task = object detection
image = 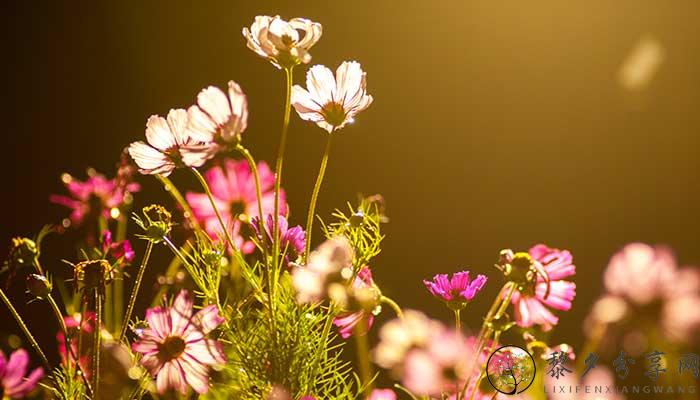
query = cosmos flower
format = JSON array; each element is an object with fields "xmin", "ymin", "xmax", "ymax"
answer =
[
  {"xmin": 333, "ymin": 267, "xmax": 378, "ymax": 338},
  {"xmin": 291, "ymin": 237, "xmax": 353, "ymax": 304},
  {"xmin": 291, "ymin": 61, "xmax": 373, "ymax": 133},
  {"xmin": 132, "ymin": 290, "xmax": 226, "ymax": 395},
  {"xmin": 102, "ymin": 230, "xmax": 135, "ymax": 263},
  {"xmin": 0, "ymin": 349, "xmax": 44, "ymax": 399},
  {"xmin": 57, "ymin": 312, "xmax": 105, "ymax": 377},
  {"xmin": 251, "ymin": 214, "xmax": 306, "ymax": 265},
  {"xmin": 367, "ymin": 389, "xmax": 396, "ymax": 400},
  {"xmin": 50, "ymin": 169, "xmax": 139, "ymax": 228},
  {"xmin": 128, "ymin": 109, "xmax": 213, "ymax": 177},
  {"xmin": 186, "ymin": 159, "xmax": 285, "ymax": 253},
  {"xmin": 242, "ymin": 16, "xmax": 322, "ymax": 68},
  {"xmin": 509, "ymin": 244, "xmax": 577, "ymax": 331},
  {"xmin": 423, "ymin": 271, "xmax": 487, "ymax": 309},
  {"xmin": 187, "ymin": 81, "xmax": 248, "ymax": 145},
  {"xmin": 604, "ymin": 243, "xmax": 676, "ymax": 305}
]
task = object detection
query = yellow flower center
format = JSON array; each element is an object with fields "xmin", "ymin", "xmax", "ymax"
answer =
[
  {"xmin": 321, "ymin": 102, "xmax": 347, "ymax": 129},
  {"xmin": 159, "ymin": 336, "xmax": 186, "ymax": 361}
]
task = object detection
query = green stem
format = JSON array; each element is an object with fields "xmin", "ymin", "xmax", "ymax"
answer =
[
  {"xmin": 92, "ymin": 289, "xmax": 103, "ymax": 399},
  {"xmin": 380, "ymin": 296, "xmax": 404, "ymax": 320},
  {"xmin": 156, "ymin": 174, "xmax": 201, "ymax": 231},
  {"xmin": 118, "ymin": 241, "xmax": 153, "ymax": 342},
  {"xmin": 47, "ymin": 294, "xmax": 91, "ymax": 392},
  {"xmin": 304, "ymin": 134, "xmax": 333, "ymax": 260},
  {"xmin": 354, "ymin": 328, "xmax": 372, "ymax": 390},
  {"xmin": 0, "ymin": 288, "xmax": 51, "ymax": 370},
  {"xmin": 454, "ymin": 308, "xmax": 462, "ymax": 332},
  {"xmin": 114, "ymin": 208, "xmax": 130, "ymax": 331},
  {"xmin": 190, "ymin": 167, "xmax": 236, "ymax": 252},
  {"xmin": 235, "ymin": 145, "xmax": 266, "ymax": 234},
  {"xmin": 149, "ymin": 251, "xmax": 184, "ymax": 308}
]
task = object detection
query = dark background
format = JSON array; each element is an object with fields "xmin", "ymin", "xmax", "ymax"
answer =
[{"xmin": 4, "ymin": 0, "xmax": 700, "ymax": 393}]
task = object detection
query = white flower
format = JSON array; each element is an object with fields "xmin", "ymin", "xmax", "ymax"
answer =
[
  {"xmin": 128, "ymin": 109, "xmax": 214, "ymax": 177},
  {"xmin": 242, "ymin": 15, "xmax": 322, "ymax": 69},
  {"xmin": 291, "ymin": 61, "xmax": 373, "ymax": 133},
  {"xmin": 187, "ymin": 81, "xmax": 248, "ymax": 145},
  {"xmin": 292, "ymin": 237, "xmax": 353, "ymax": 304}
]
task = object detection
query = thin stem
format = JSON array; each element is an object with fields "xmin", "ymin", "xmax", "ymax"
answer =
[
  {"xmin": 304, "ymin": 134, "xmax": 333, "ymax": 260},
  {"xmin": 190, "ymin": 167, "xmax": 236, "ymax": 252},
  {"xmin": 149, "ymin": 250, "xmax": 184, "ymax": 308},
  {"xmin": 118, "ymin": 241, "xmax": 153, "ymax": 342},
  {"xmin": 273, "ymin": 66, "xmax": 294, "ymax": 272},
  {"xmin": 47, "ymin": 294, "xmax": 91, "ymax": 392},
  {"xmin": 380, "ymin": 296, "xmax": 404, "ymax": 320},
  {"xmin": 235, "ymin": 145, "xmax": 266, "ymax": 235},
  {"xmin": 0, "ymin": 288, "xmax": 51, "ymax": 370},
  {"xmin": 469, "ymin": 330, "xmax": 502, "ymax": 400},
  {"xmin": 92, "ymin": 289, "xmax": 103, "ymax": 399},
  {"xmin": 454, "ymin": 308, "xmax": 462, "ymax": 332},
  {"xmin": 354, "ymin": 327, "xmax": 373, "ymax": 389},
  {"xmin": 156, "ymin": 174, "xmax": 201, "ymax": 231}
]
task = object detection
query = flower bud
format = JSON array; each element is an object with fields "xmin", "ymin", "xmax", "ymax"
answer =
[
  {"xmin": 9, "ymin": 237, "xmax": 38, "ymax": 268},
  {"xmin": 26, "ymin": 274, "xmax": 52, "ymax": 298},
  {"xmin": 74, "ymin": 260, "xmax": 113, "ymax": 292},
  {"xmin": 349, "ymin": 212, "xmax": 365, "ymax": 228},
  {"xmin": 136, "ymin": 204, "xmax": 173, "ymax": 242}
]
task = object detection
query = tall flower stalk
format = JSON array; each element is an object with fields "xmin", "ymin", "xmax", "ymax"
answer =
[
  {"xmin": 304, "ymin": 135, "xmax": 333, "ymax": 260},
  {"xmin": 0, "ymin": 288, "xmax": 51, "ymax": 370},
  {"xmin": 118, "ymin": 241, "xmax": 153, "ymax": 342}
]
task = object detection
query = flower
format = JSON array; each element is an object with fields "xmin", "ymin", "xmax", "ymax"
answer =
[
  {"xmin": 367, "ymin": 389, "xmax": 396, "ymax": 400},
  {"xmin": 604, "ymin": 243, "xmax": 676, "ymax": 305},
  {"xmin": 372, "ymin": 310, "xmax": 442, "ymax": 370},
  {"xmin": 424, "ymin": 271, "xmax": 487, "ymax": 309},
  {"xmin": 0, "ymin": 349, "xmax": 44, "ymax": 399},
  {"xmin": 57, "ymin": 312, "xmax": 105, "ymax": 376},
  {"xmin": 333, "ymin": 267, "xmax": 378, "ymax": 338},
  {"xmin": 102, "ymin": 230, "xmax": 135, "ymax": 263},
  {"xmin": 50, "ymin": 169, "xmax": 139, "ymax": 228},
  {"xmin": 242, "ymin": 16, "xmax": 322, "ymax": 68},
  {"xmin": 291, "ymin": 61, "xmax": 373, "ymax": 133},
  {"xmin": 292, "ymin": 237, "xmax": 353, "ymax": 304},
  {"xmin": 128, "ymin": 109, "xmax": 213, "ymax": 177},
  {"xmin": 132, "ymin": 290, "xmax": 226, "ymax": 394},
  {"xmin": 508, "ymin": 244, "xmax": 577, "ymax": 331},
  {"xmin": 186, "ymin": 159, "xmax": 285, "ymax": 253},
  {"xmin": 187, "ymin": 81, "xmax": 248, "ymax": 145},
  {"xmin": 251, "ymin": 214, "xmax": 306, "ymax": 265}
]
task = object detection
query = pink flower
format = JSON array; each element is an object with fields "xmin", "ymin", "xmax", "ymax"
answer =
[
  {"xmin": 251, "ymin": 214, "xmax": 306, "ymax": 266},
  {"xmin": 128, "ymin": 109, "xmax": 214, "ymax": 177},
  {"xmin": 423, "ymin": 271, "xmax": 487, "ymax": 309},
  {"xmin": 132, "ymin": 290, "xmax": 226, "ymax": 395},
  {"xmin": 187, "ymin": 81, "xmax": 248, "ymax": 145},
  {"xmin": 510, "ymin": 244, "xmax": 577, "ymax": 331},
  {"xmin": 291, "ymin": 237, "xmax": 354, "ymax": 304},
  {"xmin": 102, "ymin": 230, "xmax": 135, "ymax": 263},
  {"xmin": 0, "ymin": 349, "xmax": 44, "ymax": 399},
  {"xmin": 291, "ymin": 61, "xmax": 373, "ymax": 133},
  {"xmin": 57, "ymin": 312, "xmax": 99, "ymax": 377},
  {"xmin": 242, "ymin": 16, "xmax": 322, "ymax": 68},
  {"xmin": 50, "ymin": 169, "xmax": 139, "ymax": 227},
  {"xmin": 367, "ymin": 389, "xmax": 396, "ymax": 400},
  {"xmin": 185, "ymin": 159, "xmax": 285, "ymax": 254},
  {"xmin": 333, "ymin": 267, "xmax": 376, "ymax": 339}
]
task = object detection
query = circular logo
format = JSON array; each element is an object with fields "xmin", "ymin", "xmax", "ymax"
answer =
[{"xmin": 486, "ymin": 345, "xmax": 536, "ymax": 395}]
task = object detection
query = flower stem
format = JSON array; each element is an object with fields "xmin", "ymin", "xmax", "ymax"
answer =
[
  {"xmin": 235, "ymin": 145, "xmax": 265, "ymax": 233},
  {"xmin": 118, "ymin": 240, "xmax": 153, "ymax": 342},
  {"xmin": 304, "ymin": 134, "xmax": 333, "ymax": 260},
  {"xmin": 0, "ymin": 288, "xmax": 51, "ymax": 370},
  {"xmin": 156, "ymin": 174, "xmax": 201, "ymax": 231},
  {"xmin": 47, "ymin": 294, "xmax": 91, "ymax": 393},
  {"xmin": 354, "ymin": 327, "xmax": 373, "ymax": 389},
  {"xmin": 380, "ymin": 295, "xmax": 404, "ymax": 320},
  {"xmin": 272, "ymin": 66, "xmax": 294, "ymax": 289},
  {"xmin": 190, "ymin": 167, "xmax": 236, "ymax": 252},
  {"xmin": 454, "ymin": 308, "xmax": 462, "ymax": 332},
  {"xmin": 92, "ymin": 289, "xmax": 103, "ymax": 399}
]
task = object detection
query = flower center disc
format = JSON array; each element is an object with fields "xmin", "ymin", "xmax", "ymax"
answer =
[
  {"xmin": 159, "ymin": 336, "xmax": 186, "ymax": 361},
  {"xmin": 321, "ymin": 102, "xmax": 347, "ymax": 128}
]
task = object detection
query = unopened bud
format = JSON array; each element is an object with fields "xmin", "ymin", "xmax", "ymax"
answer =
[
  {"xmin": 26, "ymin": 274, "xmax": 52, "ymax": 298},
  {"xmin": 349, "ymin": 212, "xmax": 365, "ymax": 228}
]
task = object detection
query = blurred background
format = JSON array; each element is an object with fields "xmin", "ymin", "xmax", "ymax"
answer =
[{"xmin": 4, "ymin": 0, "xmax": 700, "ymax": 396}]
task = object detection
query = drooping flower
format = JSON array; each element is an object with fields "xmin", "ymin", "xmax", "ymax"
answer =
[
  {"xmin": 251, "ymin": 214, "xmax": 306, "ymax": 265},
  {"xmin": 128, "ymin": 109, "xmax": 213, "ymax": 177},
  {"xmin": 50, "ymin": 169, "xmax": 140, "ymax": 228},
  {"xmin": 292, "ymin": 237, "xmax": 354, "ymax": 304},
  {"xmin": 242, "ymin": 16, "xmax": 322, "ymax": 69},
  {"xmin": 0, "ymin": 349, "xmax": 44, "ymax": 399},
  {"xmin": 333, "ymin": 267, "xmax": 379, "ymax": 338},
  {"xmin": 102, "ymin": 230, "xmax": 135, "ymax": 264},
  {"xmin": 187, "ymin": 81, "xmax": 248, "ymax": 146},
  {"xmin": 503, "ymin": 245, "xmax": 577, "ymax": 331},
  {"xmin": 186, "ymin": 159, "xmax": 285, "ymax": 253},
  {"xmin": 423, "ymin": 271, "xmax": 487, "ymax": 310},
  {"xmin": 291, "ymin": 61, "xmax": 373, "ymax": 133},
  {"xmin": 132, "ymin": 290, "xmax": 226, "ymax": 395}
]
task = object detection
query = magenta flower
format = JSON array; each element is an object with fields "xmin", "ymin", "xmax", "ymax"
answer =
[
  {"xmin": 50, "ymin": 169, "xmax": 139, "ymax": 228},
  {"xmin": 423, "ymin": 271, "xmax": 487, "ymax": 309},
  {"xmin": 367, "ymin": 389, "xmax": 397, "ymax": 400},
  {"xmin": 0, "ymin": 349, "xmax": 44, "ymax": 399},
  {"xmin": 128, "ymin": 109, "xmax": 214, "ymax": 177},
  {"xmin": 251, "ymin": 214, "xmax": 306, "ymax": 265},
  {"xmin": 57, "ymin": 312, "xmax": 97, "ymax": 377},
  {"xmin": 186, "ymin": 159, "xmax": 285, "ymax": 254},
  {"xmin": 187, "ymin": 81, "xmax": 248, "ymax": 146},
  {"xmin": 510, "ymin": 244, "xmax": 577, "ymax": 331},
  {"xmin": 132, "ymin": 290, "xmax": 226, "ymax": 395},
  {"xmin": 333, "ymin": 267, "xmax": 376, "ymax": 339},
  {"xmin": 102, "ymin": 230, "xmax": 135, "ymax": 263}
]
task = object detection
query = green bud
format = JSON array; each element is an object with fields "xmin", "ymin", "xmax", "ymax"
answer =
[
  {"xmin": 349, "ymin": 212, "xmax": 365, "ymax": 228},
  {"xmin": 74, "ymin": 259, "xmax": 113, "ymax": 291},
  {"xmin": 26, "ymin": 274, "xmax": 52, "ymax": 298}
]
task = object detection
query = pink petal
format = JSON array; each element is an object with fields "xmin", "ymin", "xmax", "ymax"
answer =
[
  {"xmin": 145, "ymin": 306, "xmax": 171, "ymax": 339},
  {"xmin": 171, "ymin": 290, "xmax": 194, "ymax": 336},
  {"xmin": 190, "ymin": 305, "xmax": 225, "ymax": 335}
]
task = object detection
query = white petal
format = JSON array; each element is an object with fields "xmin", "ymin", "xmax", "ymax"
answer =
[
  {"xmin": 186, "ymin": 105, "xmax": 217, "ymax": 142},
  {"xmin": 306, "ymin": 65, "xmax": 336, "ymax": 105},
  {"xmin": 128, "ymin": 142, "xmax": 173, "ymax": 176},
  {"xmin": 166, "ymin": 108, "xmax": 190, "ymax": 146},
  {"xmin": 196, "ymin": 86, "xmax": 231, "ymax": 127},
  {"xmin": 145, "ymin": 115, "xmax": 176, "ymax": 151}
]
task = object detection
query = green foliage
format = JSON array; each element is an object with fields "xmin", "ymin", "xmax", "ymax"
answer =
[{"xmin": 45, "ymin": 363, "xmax": 88, "ymax": 400}]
